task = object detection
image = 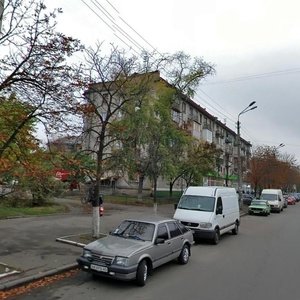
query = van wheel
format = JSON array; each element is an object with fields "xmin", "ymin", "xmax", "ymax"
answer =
[
  {"xmin": 136, "ymin": 260, "xmax": 148, "ymax": 286},
  {"xmin": 232, "ymin": 223, "xmax": 239, "ymax": 235},
  {"xmin": 178, "ymin": 244, "xmax": 190, "ymax": 264},
  {"xmin": 212, "ymin": 229, "xmax": 220, "ymax": 245}
]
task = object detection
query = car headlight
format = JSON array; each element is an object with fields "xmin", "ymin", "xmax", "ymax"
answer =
[
  {"xmin": 83, "ymin": 249, "xmax": 92, "ymax": 259},
  {"xmin": 113, "ymin": 256, "xmax": 129, "ymax": 266},
  {"xmin": 199, "ymin": 222, "xmax": 212, "ymax": 229}
]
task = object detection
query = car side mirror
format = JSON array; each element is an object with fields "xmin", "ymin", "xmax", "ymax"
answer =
[
  {"xmin": 155, "ymin": 237, "xmax": 165, "ymax": 245},
  {"xmin": 174, "ymin": 203, "xmax": 178, "ymax": 210}
]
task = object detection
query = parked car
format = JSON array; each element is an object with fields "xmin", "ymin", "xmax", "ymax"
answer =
[
  {"xmin": 77, "ymin": 216, "xmax": 194, "ymax": 286},
  {"xmin": 242, "ymin": 194, "xmax": 254, "ymax": 206},
  {"xmin": 287, "ymin": 196, "xmax": 296, "ymax": 205},
  {"xmin": 248, "ymin": 200, "xmax": 271, "ymax": 216},
  {"xmin": 291, "ymin": 193, "xmax": 300, "ymax": 202}
]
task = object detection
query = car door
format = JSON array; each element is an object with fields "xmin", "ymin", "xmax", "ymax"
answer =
[
  {"xmin": 166, "ymin": 221, "xmax": 185, "ymax": 259},
  {"xmin": 151, "ymin": 223, "xmax": 172, "ymax": 268}
]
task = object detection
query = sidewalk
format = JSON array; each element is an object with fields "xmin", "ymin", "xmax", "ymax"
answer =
[{"xmin": 0, "ymin": 200, "xmax": 175, "ymax": 291}]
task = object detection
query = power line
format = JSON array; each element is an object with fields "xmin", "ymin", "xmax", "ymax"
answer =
[
  {"xmin": 81, "ymin": 0, "xmax": 160, "ymax": 56},
  {"xmin": 203, "ymin": 67, "xmax": 300, "ymax": 85},
  {"xmin": 80, "ymin": 0, "xmax": 257, "ymax": 143}
]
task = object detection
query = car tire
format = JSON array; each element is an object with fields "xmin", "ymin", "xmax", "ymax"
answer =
[
  {"xmin": 212, "ymin": 229, "xmax": 220, "ymax": 245},
  {"xmin": 178, "ymin": 244, "xmax": 190, "ymax": 264},
  {"xmin": 232, "ymin": 223, "xmax": 239, "ymax": 235},
  {"xmin": 136, "ymin": 260, "xmax": 148, "ymax": 286}
]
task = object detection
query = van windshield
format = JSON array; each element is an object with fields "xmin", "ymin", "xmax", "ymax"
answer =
[
  {"xmin": 261, "ymin": 194, "xmax": 277, "ymax": 201},
  {"xmin": 177, "ymin": 195, "xmax": 215, "ymax": 212}
]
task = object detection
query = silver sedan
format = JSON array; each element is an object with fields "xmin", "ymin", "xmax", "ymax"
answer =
[{"xmin": 77, "ymin": 215, "xmax": 194, "ymax": 286}]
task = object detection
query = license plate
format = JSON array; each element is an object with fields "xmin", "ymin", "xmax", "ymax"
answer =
[{"xmin": 90, "ymin": 264, "xmax": 108, "ymax": 273}]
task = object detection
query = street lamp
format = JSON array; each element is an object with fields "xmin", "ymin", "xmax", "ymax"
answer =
[{"xmin": 237, "ymin": 101, "xmax": 257, "ymax": 208}]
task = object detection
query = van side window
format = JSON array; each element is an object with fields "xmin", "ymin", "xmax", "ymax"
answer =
[{"xmin": 216, "ymin": 197, "xmax": 223, "ymax": 213}]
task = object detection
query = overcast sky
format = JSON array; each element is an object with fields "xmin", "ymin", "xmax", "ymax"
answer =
[{"xmin": 45, "ymin": 0, "xmax": 300, "ymax": 163}]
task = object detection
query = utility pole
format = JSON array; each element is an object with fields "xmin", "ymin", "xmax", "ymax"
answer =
[{"xmin": 237, "ymin": 102, "xmax": 257, "ymax": 209}]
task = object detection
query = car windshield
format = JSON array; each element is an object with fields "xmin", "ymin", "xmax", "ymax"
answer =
[
  {"xmin": 251, "ymin": 200, "xmax": 266, "ymax": 206},
  {"xmin": 261, "ymin": 194, "xmax": 277, "ymax": 201},
  {"xmin": 177, "ymin": 195, "xmax": 215, "ymax": 212},
  {"xmin": 110, "ymin": 220, "xmax": 155, "ymax": 241}
]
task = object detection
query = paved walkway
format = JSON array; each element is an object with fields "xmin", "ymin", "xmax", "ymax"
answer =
[{"xmin": 0, "ymin": 198, "xmax": 175, "ymax": 290}]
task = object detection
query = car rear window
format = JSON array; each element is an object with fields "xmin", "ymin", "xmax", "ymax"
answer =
[{"xmin": 167, "ymin": 221, "xmax": 182, "ymax": 238}]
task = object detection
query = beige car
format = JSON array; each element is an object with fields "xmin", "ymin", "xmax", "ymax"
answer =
[{"xmin": 77, "ymin": 215, "xmax": 194, "ymax": 286}]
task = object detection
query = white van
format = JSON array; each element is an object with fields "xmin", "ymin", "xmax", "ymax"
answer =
[
  {"xmin": 260, "ymin": 189, "xmax": 284, "ymax": 213},
  {"xmin": 173, "ymin": 186, "xmax": 240, "ymax": 244}
]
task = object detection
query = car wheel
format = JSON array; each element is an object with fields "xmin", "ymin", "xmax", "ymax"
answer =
[
  {"xmin": 178, "ymin": 244, "xmax": 190, "ymax": 264},
  {"xmin": 232, "ymin": 223, "xmax": 239, "ymax": 235},
  {"xmin": 212, "ymin": 229, "xmax": 220, "ymax": 245},
  {"xmin": 136, "ymin": 260, "xmax": 148, "ymax": 286}
]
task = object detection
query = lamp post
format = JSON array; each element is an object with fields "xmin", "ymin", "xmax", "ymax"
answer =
[
  {"xmin": 225, "ymin": 137, "xmax": 232, "ymax": 187},
  {"xmin": 237, "ymin": 101, "xmax": 257, "ymax": 209}
]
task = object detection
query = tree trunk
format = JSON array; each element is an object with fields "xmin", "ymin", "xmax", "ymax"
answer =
[
  {"xmin": 169, "ymin": 181, "xmax": 173, "ymax": 198},
  {"xmin": 138, "ymin": 174, "xmax": 144, "ymax": 200},
  {"xmin": 153, "ymin": 177, "xmax": 158, "ymax": 214},
  {"xmin": 92, "ymin": 206, "xmax": 100, "ymax": 238}
]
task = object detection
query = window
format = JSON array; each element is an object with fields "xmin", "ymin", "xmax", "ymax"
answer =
[
  {"xmin": 171, "ymin": 109, "xmax": 181, "ymax": 123},
  {"xmin": 157, "ymin": 224, "xmax": 169, "ymax": 240},
  {"xmin": 167, "ymin": 221, "xmax": 182, "ymax": 238},
  {"xmin": 216, "ymin": 197, "xmax": 223, "ymax": 213},
  {"xmin": 177, "ymin": 222, "xmax": 188, "ymax": 234}
]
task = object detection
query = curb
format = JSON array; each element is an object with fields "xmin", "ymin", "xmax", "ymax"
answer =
[
  {"xmin": 56, "ymin": 237, "xmax": 86, "ymax": 248},
  {"xmin": 0, "ymin": 263, "xmax": 78, "ymax": 291}
]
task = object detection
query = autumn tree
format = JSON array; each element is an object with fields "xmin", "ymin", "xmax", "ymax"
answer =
[
  {"xmin": 247, "ymin": 145, "xmax": 300, "ymax": 195},
  {"xmin": 0, "ymin": 0, "xmax": 84, "ymax": 160},
  {"xmin": 0, "ymin": 94, "xmax": 66, "ymax": 204},
  {"xmin": 0, "ymin": 94, "xmax": 38, "ymax": 187}
]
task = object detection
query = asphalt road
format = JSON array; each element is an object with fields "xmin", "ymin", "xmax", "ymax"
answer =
[{"xmin": 11, "ymin": 203, "xmax": 300, "ymax": 300}]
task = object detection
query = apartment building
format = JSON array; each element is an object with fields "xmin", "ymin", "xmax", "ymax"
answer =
[
  {"xmin": 170, "ymin": 88, "xmax": 251, "ymax": 188},
  {"xmin": 83, "ymin": 71, "xmax": 252, "ymax": 191}
]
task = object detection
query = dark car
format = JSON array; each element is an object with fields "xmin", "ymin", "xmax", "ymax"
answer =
[
  {"xmin": 242, "ymin": 194, "xmax": 254, "ymax": 206},
  {"xmin": 77, "ymin": 216, "xmax": 194, "ymax": 286}
]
